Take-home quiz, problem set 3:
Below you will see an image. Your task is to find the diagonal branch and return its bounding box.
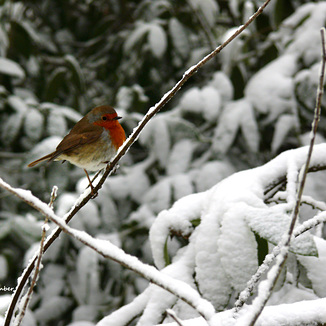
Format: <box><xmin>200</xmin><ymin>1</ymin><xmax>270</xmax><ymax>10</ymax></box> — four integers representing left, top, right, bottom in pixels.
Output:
<box><xmin>0</xmin><ymin>178</ymin><xmax>215</xmax><ymax>322</ymax></box>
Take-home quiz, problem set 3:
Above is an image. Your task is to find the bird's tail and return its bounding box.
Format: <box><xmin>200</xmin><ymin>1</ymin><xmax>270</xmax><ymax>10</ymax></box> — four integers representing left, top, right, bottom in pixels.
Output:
<box><xmin>27</xmin><ymin>153</ymin><xmax>55</xmax><ymax>167</ymax></box>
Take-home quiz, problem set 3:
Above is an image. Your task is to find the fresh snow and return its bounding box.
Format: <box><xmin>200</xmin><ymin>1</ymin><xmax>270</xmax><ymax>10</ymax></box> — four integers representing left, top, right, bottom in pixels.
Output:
<box><xmin>3</xmin><ymin>142</ymin><xmax>326</xmax><ymax>325</ymax></box>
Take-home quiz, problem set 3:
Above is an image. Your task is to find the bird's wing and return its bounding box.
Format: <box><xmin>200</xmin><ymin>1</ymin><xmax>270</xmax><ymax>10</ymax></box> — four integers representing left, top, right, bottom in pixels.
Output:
<box><xmin>48</xmin><ymin>130</ymin><xmax>103</xmax><ymax>162</ymax></box>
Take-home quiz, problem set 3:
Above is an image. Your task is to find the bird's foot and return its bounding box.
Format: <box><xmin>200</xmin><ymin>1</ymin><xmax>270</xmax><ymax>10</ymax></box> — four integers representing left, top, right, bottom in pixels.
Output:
<box><xmin>90</xmin><ymin>188</ymin><xmax>98</xmax><ymax>199</ymax></box>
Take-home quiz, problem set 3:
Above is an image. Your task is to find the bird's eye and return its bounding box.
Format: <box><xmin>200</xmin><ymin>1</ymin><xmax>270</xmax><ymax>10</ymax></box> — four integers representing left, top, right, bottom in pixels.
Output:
<box><xmin>102</xmin><ymin>116</ymin><xmax>107</xmax><ymax>121</ymax></box>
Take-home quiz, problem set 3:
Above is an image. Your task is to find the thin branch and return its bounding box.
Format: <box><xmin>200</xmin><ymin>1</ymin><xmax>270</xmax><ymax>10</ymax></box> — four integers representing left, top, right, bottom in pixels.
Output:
<box><xmin>185</xmin><ymin>0</ymin><xmax>217</xmax><ymax>51</ymax></box>
<box><xmin>235</xmin><ymin>28</ymin><xmax>326</xmax><ymax>326</ymax></box>
<box><xmin>264</xmin><ymin>165</ymin><xmax>326</xmax><ymax>200</ymax></box>
<box><xmin>267</xmin><ymin>192</ymin><xmax>326</xmax><ymax>212</ymax></box>
<box><xmin>166</xmin><ymin>309</ymin><xmax>186</xmax><ymax>326</ymax></box>
<box><xmin>15</xmin><ymin>186</ymin><xmax>57</xmax><ymax>326</ymax></box>
<box><xmin>3</xmin><ymin>1</ymin><xmax>272</xmax><ymax>325</ymax></box>
<box><xmin>0</xmin><ymin>178</ymin><xmax>215</xmax><ymax>322</ymax></box>
<box><xmin>294</xmin><ymin>210</ymin><xmax>326</xmax><ymax>239</ymax></box>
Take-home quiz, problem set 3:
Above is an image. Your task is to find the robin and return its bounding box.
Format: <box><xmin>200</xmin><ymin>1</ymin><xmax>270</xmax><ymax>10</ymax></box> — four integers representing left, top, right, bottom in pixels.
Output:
<box><xmin>28</xmin><ymin>105</ymin><xmax>126</xmax><ymax>193</ymax></box>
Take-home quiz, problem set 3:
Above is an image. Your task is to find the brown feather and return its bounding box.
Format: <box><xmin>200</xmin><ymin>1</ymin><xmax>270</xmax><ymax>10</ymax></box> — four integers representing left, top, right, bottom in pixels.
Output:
<box><xmin>53</xmin><ymin>129</ymin><xmax>103</xmax><ymax>159</ymax></box>
<box><xmin>27</xmin><ymin>152</ymin><xmax>56</xmax><ymax>167</ymax></box>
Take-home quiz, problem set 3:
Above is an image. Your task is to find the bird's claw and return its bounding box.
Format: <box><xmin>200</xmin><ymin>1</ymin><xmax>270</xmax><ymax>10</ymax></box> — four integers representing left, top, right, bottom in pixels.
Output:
<box><xmin>90</xmin><ymin>190</ymin><xmax>98</xmax><ymax>199</ymax></box>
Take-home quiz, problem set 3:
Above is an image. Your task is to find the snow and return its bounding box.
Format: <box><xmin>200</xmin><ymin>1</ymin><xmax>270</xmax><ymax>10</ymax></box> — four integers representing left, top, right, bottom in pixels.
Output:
<box><xmin>129</xmin><ymin>205</ymin><xmax>155</xmax><ymax>230</ymax></box>
<box><xmin>201</xmin><ymin>86</ymin><xmax>222</xmax><ymax>121</ymax></box>
<box><xmin>153</xmin><ymin>117</ymin><xmax>171</xmax><ymax>167</ymax></box>
<box><xmin>0</xmin><ymin>178</ymin><xmax>216</xmax><ymax>322</ymax></box>
<box><xmin>24</xmin><ymin>107</ymin><xmax>44</xmax><ymax>141</ymax></box>
<box><xmin>192</xmin><ymin>161</ymin><xmax>235</xmax><ymax>192</ymax></box>
<box><xmin>47</xmin><ymin>109</ymin><xmax>68</xmax><ymax>137</ymax></box>
<box><xmin>0</xmin><ymin>295</ymin><xmax>11</xmax><ymax>315</ymax></box>
<box><xmin>76</xmin><ymin>247</ymin><xmax>101</xmax><ymax>304</ymax></box>
<box><xmin>180</xmin><ymin>87</ymin><xmax>202</xmax><ymax>114</ymax></box>
<box><xmin>150</xmin><ymin>192</ymin><xmax>206</xmax><ymax>269</ymax></box>
<box><xmin>0</xmin><ymin>255</ymin><xmax>8</xmax><ymax>280</ymax></box>
<box><xmin>139</xmin><ymin>115</ymin><xmax>171</xmax><ymax>167</ymax></box>
<box><xmin>137</xmin><ymin>241</ymin><xmax>208</xmax><ymax>325</ymax></box>
<box><xmin>0</xmin><ymin>57</ymin><xmax>25</xmax><ymax>79</ymax></box>
<box><xmin>209</xmin><ymin>72</ymin><xmax>234</xmax><ymax>102</ymax></box>
<box><xmin>183</xmin><ymin>65</ymin><xmax>198</xmax><ymax>77</ymax></box>
<box><xmin>244</xmin><ymin>205</ymin><xmax>318</xmax><ymax>256</ymax></box>
<box><xmin>271</xmin><ymin>114</ymin><xmax>298</xmax><ymax>153</ymax></box>
<box><xmin>213</xmin><ymin>99</ymin><xmax>258</xmax><ymax>154</ymax></box>
<box><xmin>40</xmin><ymin>102</ymin><xmax>82</xmax><ymax>122</ymax></box>
<box><xmin>236</xmin><ymin>244</ymin><xmax>290</xmax><ymax>325</ymax></box>
<box><xmin>167</xmin><ymin>139</ymin><xmax>194</xmax><ymax>175</ymax></box>
<box><xmin>127</xmin><ymin>167</ymin><xmax>151</xmax><ymax>203</ymax></box>
<box><xmin>281</xmin><ymin>3</ymin><xmax>326</xmax><ymax>65</ymax></box>
<box><xmin>156</xmin><ymin>298</ymin><xmax>326</xmax><ymax>326</ymax></box>
<box><xmin>220</xmin><ymin>27</ymin><xmax>244</xmax><ymax>74</ymax></box>
<box><xmin>244</xmin><ymin>54</ymin><xmax>297</xmax><ymax>121</ymax></box>
<box><xmin>148</xmin><ymin>23</ymin><xmax>167</xmax><ymax>59</ymax></box>
<box><xmin>34</xmin><ymin>296</ymin><xmax>73</xmax><ymax>322</ymax></box>
<box><xmin>218</xmin><ymin>205</ymin><xmax>258</xmax><ymax>292</ymax></box>
<box><xmin>174</xmin><ymin>174</ymin><xmax>194</xmax><ymax>199</ymax></box>
<box><xmin>169</xmin><ymin>18</ymin><xmax>190</xmax><ymax>59</ymax></box>
<box><xmin>239</xmin><ymin>101</ymin><xmax>259</xmax><ymax>152</ymax></box>
<box><xmin>298</xmin><ymin>236</ymin><xmax>326</xmax><ymax>297</ymax></box>
<box><xmin>179</xmin><ymin>85</ymin><xmax>221</xmax><ymax>121</ymax></box>
<box><xmin>188</xmin><ymin>0</ymin><xmax>219</xmax><ymax>27</ymax></box>
<box><xmin>4</xmin><ymin>132</ymin><xmax>326</xmax><ymax>326</ymax></box>
<box><xmin>37</xmin><ymin>265</ymin><xmax>65</xmax><ymax>300</ymax></box>
<box><xmin>68</xmin><ymin>321</ymin><xmax>95</xmax><ymax>326</ymax></box>
<box><xmin>147</xmin><ymin>144</ymin><xmax>326</xmax><ymax>323</ymax></box>
<box><xmin>267</xmin><ymin>283</ymin><xmax>318</xmax><ymax>306</ymax></box>
<box><xmin>143</xmin><ymin>178</ymin><xmax>171</xmax><ymax>214</ymax></box>
<box><xmin>124</xmin><ymin>22</ymin><xmax>150</xmax><ymax>53</ymax></box>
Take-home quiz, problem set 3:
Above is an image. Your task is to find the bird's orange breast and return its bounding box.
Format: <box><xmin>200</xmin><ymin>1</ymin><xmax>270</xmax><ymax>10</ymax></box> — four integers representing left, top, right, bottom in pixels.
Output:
<box><xmin>109</xmin><ymin>124</ymin><xmax>126</xmax><ymax>150</ymax></box>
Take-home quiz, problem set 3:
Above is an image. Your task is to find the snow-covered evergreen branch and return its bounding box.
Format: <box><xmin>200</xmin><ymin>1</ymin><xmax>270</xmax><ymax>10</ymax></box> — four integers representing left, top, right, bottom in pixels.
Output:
<box><xmin>234</xmin><ymin>27</ymin><xmax>326</xmax><ymax>326</ymax></box>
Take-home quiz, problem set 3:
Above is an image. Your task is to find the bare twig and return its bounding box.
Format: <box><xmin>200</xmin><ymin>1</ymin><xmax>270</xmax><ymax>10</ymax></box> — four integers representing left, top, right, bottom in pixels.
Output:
<box><xmin>267</xmin><ymin>192</ymin><xmax>326</xmax><ymax>212</ymax></box>
<box><xmin>185</xmin><ymin>0</ymin><xmax>217</xmax><ymax>51</ymax></box>
<box><xmin>3</xmin><ymin>1</ymin><xmax>272</xmax><ymax>325</ymax></box>
<box><xmin>48</xmin><ymin>186</ymin><xmax>58</xmax><ymax>209</ymax></box>
<box><xmin>264</xmin><ymin>165</ymin><xmax>326</xmax><ymax>200</ymax></box>
<box><xmin>235</xmin><ymin>28</ymin><xmax>326</xmax><ymax>326</ymax></box>
<box><xmin>15</xmin><ymin>186</ymin><xmax>57</xmax><ymax>326</ymax></box>
<box><xmin>166</xmin><ymin>309</ymin><xmax>185</xmax><ymax>326</ymax></box>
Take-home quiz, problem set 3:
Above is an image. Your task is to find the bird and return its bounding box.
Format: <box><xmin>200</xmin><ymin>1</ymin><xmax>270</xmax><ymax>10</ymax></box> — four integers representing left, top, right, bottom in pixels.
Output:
<box><xmin>28</xmin><ymin>105</ymin><xmax>126</xmax><ymax>193</ymax></box>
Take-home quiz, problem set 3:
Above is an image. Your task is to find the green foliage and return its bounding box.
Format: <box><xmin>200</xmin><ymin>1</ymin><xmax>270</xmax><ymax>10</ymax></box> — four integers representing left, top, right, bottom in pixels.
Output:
<box><xmin>0</xmin><ymin>0</ymin><xmax>326</xmax><ymax>325</ymax></box>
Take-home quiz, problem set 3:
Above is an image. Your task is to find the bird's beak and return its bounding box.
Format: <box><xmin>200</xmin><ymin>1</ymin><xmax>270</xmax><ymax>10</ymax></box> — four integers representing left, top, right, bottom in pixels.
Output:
<box><xmin>114</xmin><ymin>116</ymin><xmax>122</xmax><ymax>120</ymax></box>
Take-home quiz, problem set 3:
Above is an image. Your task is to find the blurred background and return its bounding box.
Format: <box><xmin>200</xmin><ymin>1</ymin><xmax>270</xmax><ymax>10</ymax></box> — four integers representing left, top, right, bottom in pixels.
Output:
<box><xmin>0</xmin><ymin>0</ymin><xmax>326</xmax><ymax>325</ymax></box>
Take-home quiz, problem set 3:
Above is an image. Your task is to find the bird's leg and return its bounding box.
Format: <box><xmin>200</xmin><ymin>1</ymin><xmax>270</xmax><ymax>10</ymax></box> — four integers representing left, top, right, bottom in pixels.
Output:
<box><xmin>85</xmin><ymin>170</ymin><xmax>103</xmax><ymax>190</ymax></box>
<box><xmin>84</xmin><ymin>169</ymin><xmax>97</xmax><ymax>197</ymax></box>
<box><xmin>91</xmin><ymin>170</ymin><xmax>102</xmax><ymax>183</ymax></box>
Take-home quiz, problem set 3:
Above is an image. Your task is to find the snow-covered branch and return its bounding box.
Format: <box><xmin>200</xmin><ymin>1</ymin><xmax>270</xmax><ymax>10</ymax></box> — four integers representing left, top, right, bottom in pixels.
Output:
<box><xmin>0</xmin><ymin>178</ymin><xmax>215</xmax><ymax>323</ymax></box>
<box><xmin>156</xmin><ymin>298</ymin><xmax>326</xmax><ymax>326</ymax></box>
<box><xmin>234</xmin><ymin>27</ymin><xmax>326</xmax><ymax>325</ymax></box>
